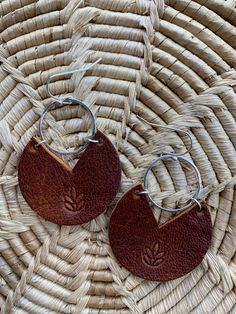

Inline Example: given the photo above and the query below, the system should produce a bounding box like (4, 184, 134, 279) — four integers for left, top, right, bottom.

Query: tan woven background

(0, 0, 236, 313)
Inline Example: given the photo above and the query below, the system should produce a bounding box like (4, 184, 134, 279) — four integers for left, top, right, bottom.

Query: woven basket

(0, 0, 236, 313)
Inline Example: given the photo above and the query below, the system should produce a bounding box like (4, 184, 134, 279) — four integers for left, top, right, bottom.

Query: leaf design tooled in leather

(63, 187, 84, 212)
(142, 241, 166, 267)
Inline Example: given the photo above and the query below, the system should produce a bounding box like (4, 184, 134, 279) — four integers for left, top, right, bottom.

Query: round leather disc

(109, 184, 212, 281)
(18, 130, 121, 225)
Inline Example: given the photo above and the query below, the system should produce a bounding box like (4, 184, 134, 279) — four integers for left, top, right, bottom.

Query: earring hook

(46, 58, 102, 103)
(137, 116, 193, 157)
(142, 154, 202, 213)
(38, 98, 97, 155)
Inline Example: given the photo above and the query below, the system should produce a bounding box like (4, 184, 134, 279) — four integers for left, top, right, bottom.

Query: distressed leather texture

(109, 184, 212, 281)
(18, 130, 121, 225)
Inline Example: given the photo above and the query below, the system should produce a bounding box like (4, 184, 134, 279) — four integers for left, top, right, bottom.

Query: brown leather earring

(18, 98, 121, 225)
(109, 152, 212, 281)
(18, 61, 121, 225)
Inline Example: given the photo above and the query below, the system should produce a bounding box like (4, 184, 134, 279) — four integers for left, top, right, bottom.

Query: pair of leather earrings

(18, 61, 212, 281)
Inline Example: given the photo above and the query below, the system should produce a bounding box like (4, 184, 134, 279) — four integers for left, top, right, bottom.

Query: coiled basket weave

(0, 0, 236, 313)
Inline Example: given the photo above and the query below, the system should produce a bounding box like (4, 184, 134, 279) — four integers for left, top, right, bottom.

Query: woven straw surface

(0, 0, 236, 313)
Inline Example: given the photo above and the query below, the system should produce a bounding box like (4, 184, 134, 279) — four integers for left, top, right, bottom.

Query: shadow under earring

(109, 154, 212, 281)
(18, 98, 121, 225)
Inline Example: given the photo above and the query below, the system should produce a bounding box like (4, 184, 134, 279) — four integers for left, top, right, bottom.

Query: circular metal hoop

(143, 154, 202, 213)
(38, 97, 97, 156)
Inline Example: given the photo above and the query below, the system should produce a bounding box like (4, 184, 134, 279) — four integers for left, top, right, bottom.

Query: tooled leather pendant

(109, 184, 212, 281)
(18, 130, 121, 225)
